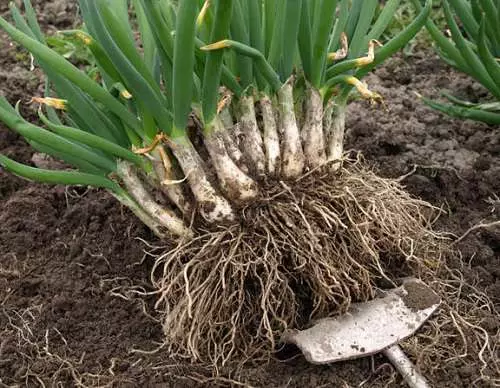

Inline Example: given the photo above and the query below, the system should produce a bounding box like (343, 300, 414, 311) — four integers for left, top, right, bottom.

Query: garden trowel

(284, 278, 440, 388)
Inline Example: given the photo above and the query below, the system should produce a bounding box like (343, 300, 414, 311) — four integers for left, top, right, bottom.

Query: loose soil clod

(401, 279, 441, 311)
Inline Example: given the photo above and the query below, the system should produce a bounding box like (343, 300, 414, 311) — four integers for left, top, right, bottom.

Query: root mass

(151, 161, 445, 365)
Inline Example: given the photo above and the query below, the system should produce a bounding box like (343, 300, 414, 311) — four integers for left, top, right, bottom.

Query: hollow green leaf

(38, 110, 144, 167)
(478, 0, 500, 50)
(348, 0, 377, 58)
(82, 0, 173, 132)
(0, 15, 142, 131)
(421, 96, 500, 124)
(443, 0, 500, 98)
(230, 0, 253, 88)
(410, 0, 470, 73)
(0, 16, 140, 132)
(22, 0, 45, 43)
(366, 0, 401, 43)
(0, 154, 122, 191)
(477, 19, 500, 93)
(298, 0, 313, 79)
(329, 0, 349, 52)
(448, 0, 479, 41)
(202, 39, 282, 92)
(355, 0, 432, 77)
(172, 1, 199, 135)
(9, 3, 36, 39)
(202, 0, 233, 125)
(334, 0, 431, 103)
(28, 140, 107, 175)
(0, 102, 116, 173)
(195, 37, 243, 97)
(281, 0, 302, 80)
(310, 0, 338, 88)
(345, 0, 363, 42)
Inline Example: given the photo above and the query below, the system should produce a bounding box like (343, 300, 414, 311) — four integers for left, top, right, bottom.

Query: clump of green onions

(0, 0, 431, 239)
(413, 0, 500, 124)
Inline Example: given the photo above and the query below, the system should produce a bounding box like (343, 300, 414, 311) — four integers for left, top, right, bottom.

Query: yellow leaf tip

(29, 97, 67, 110)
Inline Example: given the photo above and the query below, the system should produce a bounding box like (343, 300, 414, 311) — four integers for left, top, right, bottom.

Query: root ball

(151, 160, 445, 365)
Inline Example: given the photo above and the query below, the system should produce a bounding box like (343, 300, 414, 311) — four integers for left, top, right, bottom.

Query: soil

(401, 280, 441, 311)
(1, 1, 499, 387)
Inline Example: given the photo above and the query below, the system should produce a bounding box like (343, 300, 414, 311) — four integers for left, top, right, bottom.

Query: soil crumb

(402, 280, 441, 311)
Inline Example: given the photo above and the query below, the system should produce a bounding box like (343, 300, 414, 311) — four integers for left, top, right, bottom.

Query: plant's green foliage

(329, 0, 349, 52)
(298, 0, 314, 79)
(203, 0, 427, 96)
(46, 33, 95, 65)
(201, 39, 282, 92)
(327, 0, 431, 102)
(230, 0, 253, 88)
(38, 111, 144, 167)
(417, 0, 500, 123)
(0, 154, 123, 191)
(281, 0, 302, 81)
(202, 0, 234, 125)
(172, 1, 199, 134)
(420, 94, 500, 124)
(310, 0, 338, 87)
(0, 0, 425, 194)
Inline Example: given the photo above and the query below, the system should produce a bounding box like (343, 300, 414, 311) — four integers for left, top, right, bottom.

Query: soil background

(1, 1, 499, 387)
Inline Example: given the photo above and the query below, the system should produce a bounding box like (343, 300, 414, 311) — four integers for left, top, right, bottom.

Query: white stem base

(326, 104, 346, 170)
(279, 82, 305, 179)
(260, 96, 280, 177)
(219, 108, 249, 174)
(112, 192, 168, 239)
(117, 161, 192, 238)
(151, 147, 192, 215)
(204, 119, 259, 203)
(171, 138, 235, 223)
(302, 86, 327, 169)
(238, 95, 266, 177)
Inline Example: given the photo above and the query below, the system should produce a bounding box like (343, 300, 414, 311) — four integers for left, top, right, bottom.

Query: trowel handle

(383, 345, 430, 388)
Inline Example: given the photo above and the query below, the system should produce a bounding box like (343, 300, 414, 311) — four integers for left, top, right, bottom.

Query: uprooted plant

(0, 0, 444, 365)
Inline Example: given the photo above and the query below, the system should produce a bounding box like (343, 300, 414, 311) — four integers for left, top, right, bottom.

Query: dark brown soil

(401, 280, 441, 311)
(1, 2, 499, 387)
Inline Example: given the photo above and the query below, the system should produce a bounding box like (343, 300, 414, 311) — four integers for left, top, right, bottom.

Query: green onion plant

(413, 0, 500, 124)
(0, 0, 431, 239)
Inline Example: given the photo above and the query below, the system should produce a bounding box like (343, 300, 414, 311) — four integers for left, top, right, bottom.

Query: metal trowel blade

(283, 278, 441, 364)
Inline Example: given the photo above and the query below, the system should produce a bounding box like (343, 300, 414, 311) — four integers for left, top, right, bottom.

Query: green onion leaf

(201, 39, 282, 92)
(421, 95, 500, 125)
(202, 0, 234, 125)
(38, 110, 144, 167)
(172, 1, 199, 136)
(0, 15, 142, 131)
(0, 154, 122, 191)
